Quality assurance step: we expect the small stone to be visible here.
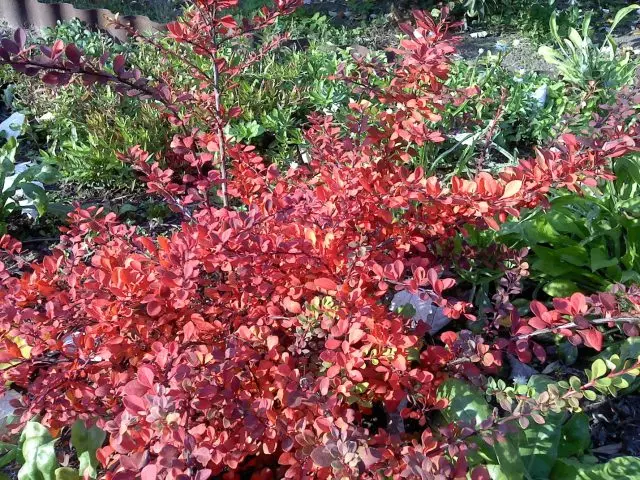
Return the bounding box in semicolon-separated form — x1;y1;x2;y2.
508;355;538;383
0;390;21;436
390;290;450;334
0;112;25;139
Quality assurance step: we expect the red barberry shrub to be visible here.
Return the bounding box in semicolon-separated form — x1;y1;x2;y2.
1;2;639;479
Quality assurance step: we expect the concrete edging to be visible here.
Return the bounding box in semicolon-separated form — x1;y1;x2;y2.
0;0;165;41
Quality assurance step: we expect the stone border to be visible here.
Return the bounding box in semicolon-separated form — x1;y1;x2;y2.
0;0;165;41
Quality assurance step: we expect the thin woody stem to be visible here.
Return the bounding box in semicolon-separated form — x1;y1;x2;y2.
515;316;640;341
205;2;229;208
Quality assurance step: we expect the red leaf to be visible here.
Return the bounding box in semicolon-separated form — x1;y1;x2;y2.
137;365;155;388
123;380;148;397
123;395;147;415
146;301;162;317
326;365;340;378
348;328;365;345
42;72;62;85
313;277;338;291
14;29;26;50
471;466;491;480
141;464;157;480
283;297;301;314
51;39;64;58
570;292;587;314
440;331;457;346
318;377;330;395
65;44;82;64
113;54;126;74
310;447;333;467
266;335;279;350
529;300;548;319
391;259;404;280
392;355;407;371
501;180;523;199
1;39;19;55
484;215;500;231
579;328;603;351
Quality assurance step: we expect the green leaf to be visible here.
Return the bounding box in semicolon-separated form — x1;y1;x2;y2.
557;413;590;458
35;440;58;480
437;378;490;427
0;449;17;469
525;217;562;243
583;390;597;401
620;337;640;361
55;468;80;480
543;279;580;297
437;379;526;476
551;456;640;479
34;164;57;184
20;183;48;216
590;245;618;272
622;226;640;271
19;421;53;448
569;376;581;391
492;438;527;480
559;342;578;366
18;422;59;480
608;5;640;36
71;420;105;479
557;245;589;267
591;359;607;380
511;376;563;479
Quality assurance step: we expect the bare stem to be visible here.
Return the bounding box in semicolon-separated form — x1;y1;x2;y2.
515;316;640;341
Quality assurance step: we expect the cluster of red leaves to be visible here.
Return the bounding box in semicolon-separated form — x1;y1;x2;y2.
1;3;639;479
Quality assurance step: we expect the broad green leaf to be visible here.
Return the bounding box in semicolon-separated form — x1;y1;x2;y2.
18;422;58;480
538;45;563;65
608;5;640;36
35;440;58;480
557;245;589;267
510;376;563;479
549;12;564;53
437;379;527;478
620;337;640;361
557;413;590;458
437;378;490;427
492;438;527;480
531;247;576;277
34;164;57;184
0;449;17;469
543;279;579;297
524;217;562;243
581;12;592;40
621;270;640;284
558;342;578;366
551;456;640;479
567;29;584;50
55;468;80;480
622;226;640;270
20;183;48;216
19;421;52;449
71;420;106;479
590;245;618;272
546;210;588;238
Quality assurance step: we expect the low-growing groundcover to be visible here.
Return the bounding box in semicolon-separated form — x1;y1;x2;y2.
0;1;640;479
